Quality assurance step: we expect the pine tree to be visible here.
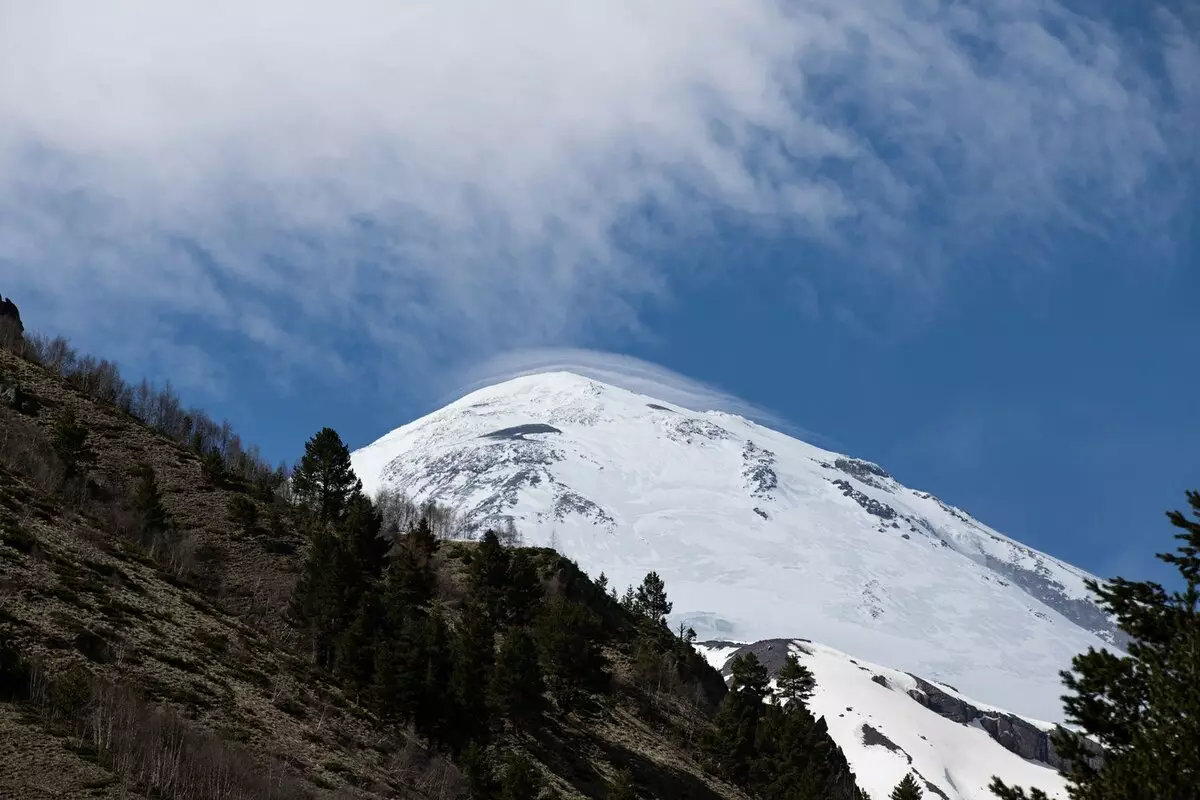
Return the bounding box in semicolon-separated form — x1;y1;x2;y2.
497;751;543;800
504;549;543;625
634;571;672;625
703;652;771;786
200;447;227;486
131;463;170;544
608;767;638;800
450;607;497;749
776;654;816;708
228;495;259;534
535;597;606;711
461;742;497;799
291;427;363;523
991;490;1200;800
383;523;439;611
341;492;389;580
51;409;92;481
334;586;381;695
373;608;439;729
891;773;923;800
731;652;770;698
414;605;454;748
490;627;544;730
469;530;512;625
290;523;357;669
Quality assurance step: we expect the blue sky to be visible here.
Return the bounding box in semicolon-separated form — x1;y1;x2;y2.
1;1;1196;584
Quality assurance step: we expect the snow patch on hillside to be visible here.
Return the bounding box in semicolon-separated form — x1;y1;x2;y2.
698;640;1068;800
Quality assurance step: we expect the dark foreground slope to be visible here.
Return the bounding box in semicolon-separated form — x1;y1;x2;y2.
0;333;862;800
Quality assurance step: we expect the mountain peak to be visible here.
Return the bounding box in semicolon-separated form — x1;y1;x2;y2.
352;373;1119;724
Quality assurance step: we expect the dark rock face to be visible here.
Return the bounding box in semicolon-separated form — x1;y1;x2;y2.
480;423;562;440
646;403;675;412
742;441;778;500
711;638;799;678
861;723;907;760
669;417;730;444
0;377;37;414
831;479;898;520
982;555;1127;649
0;295;21;333
905;675;1103;772
831;457;893;490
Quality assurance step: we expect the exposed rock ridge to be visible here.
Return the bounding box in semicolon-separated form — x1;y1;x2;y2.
903;674;1102;772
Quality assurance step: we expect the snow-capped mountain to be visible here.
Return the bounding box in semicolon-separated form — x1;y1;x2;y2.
351;371;1116;729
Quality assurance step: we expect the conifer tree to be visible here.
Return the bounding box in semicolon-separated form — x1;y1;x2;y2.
334;586;382;695
342;492;389;580
498;751;543;800
373;607;437;729
384;523;439;611
291;427;362;522
470;529;512;625
228;495;259;534
991;490;1200;800
504;549;543;625
749;703;865;800
704;652;771;786
451;608;497;748
535;597;606;711
414;605;455;747
131;463;170;543
461;742;497;799
891;773;923;800
608;767;638;800
776;654;816;707
200;447;227;486
290;522;357;669
52;409;92;481
634;571;672;625
490;628;544;730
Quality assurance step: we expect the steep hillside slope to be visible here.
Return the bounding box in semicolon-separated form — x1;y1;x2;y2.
352;372;1116;723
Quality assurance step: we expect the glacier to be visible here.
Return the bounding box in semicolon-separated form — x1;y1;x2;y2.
351;371;1117;730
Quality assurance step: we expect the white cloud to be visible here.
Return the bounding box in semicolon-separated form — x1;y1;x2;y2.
447;347;832;443
0;1;1193;390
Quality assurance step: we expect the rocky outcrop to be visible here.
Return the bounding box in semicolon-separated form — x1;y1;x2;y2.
0;294;22;333
905;675;1102;772
832;478;898;520
742;441;778;500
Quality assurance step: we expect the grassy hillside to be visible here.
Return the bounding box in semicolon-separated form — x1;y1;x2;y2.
0;324;863;800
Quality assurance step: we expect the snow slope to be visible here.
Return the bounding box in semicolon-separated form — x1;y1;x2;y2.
352;371;1117;723
697;640;1068;800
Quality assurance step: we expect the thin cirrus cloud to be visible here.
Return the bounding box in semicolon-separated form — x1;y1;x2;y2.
0;1;1194;390
444;347;824;442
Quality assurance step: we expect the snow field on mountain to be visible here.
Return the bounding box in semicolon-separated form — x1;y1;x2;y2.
352;371;1116;722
